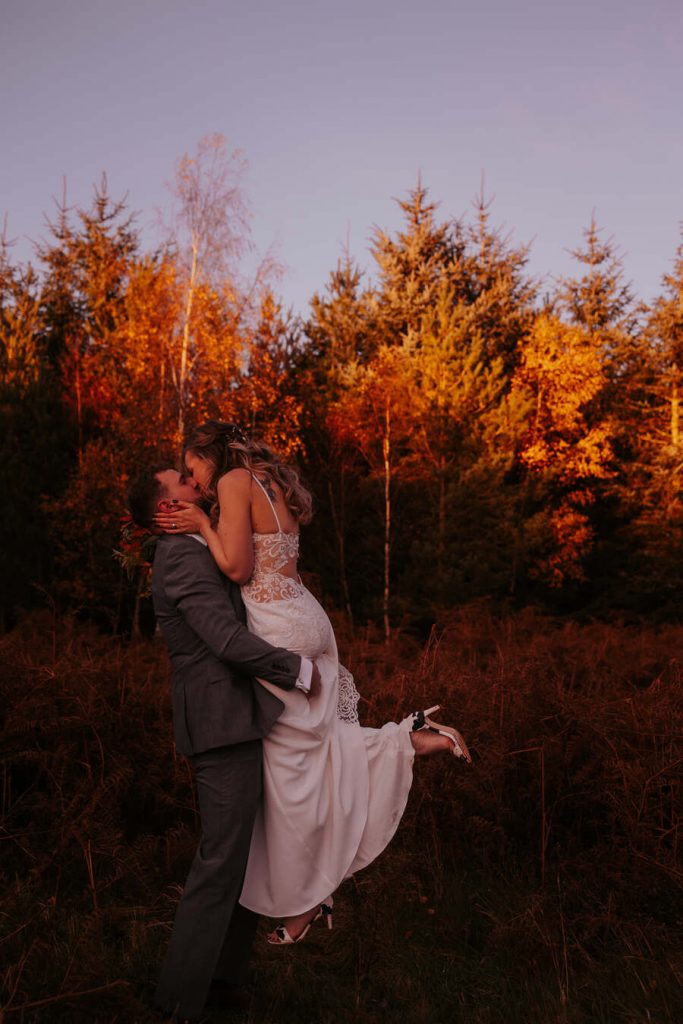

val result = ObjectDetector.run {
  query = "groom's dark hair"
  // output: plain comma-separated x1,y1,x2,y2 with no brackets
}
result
128,464,172,529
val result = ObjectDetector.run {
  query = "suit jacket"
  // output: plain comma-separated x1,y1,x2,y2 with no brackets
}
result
152,534,301,756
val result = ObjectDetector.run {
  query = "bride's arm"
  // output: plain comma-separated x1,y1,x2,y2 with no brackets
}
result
208,469,254,584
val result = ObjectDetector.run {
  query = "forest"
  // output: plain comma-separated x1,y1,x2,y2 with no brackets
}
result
1,135,682,635
1,136,681,1022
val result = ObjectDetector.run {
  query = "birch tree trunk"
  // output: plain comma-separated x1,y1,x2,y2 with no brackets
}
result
672,381,680,448
328,467,353,626
383,402,391,643
438,454,446,581
177,241,198,443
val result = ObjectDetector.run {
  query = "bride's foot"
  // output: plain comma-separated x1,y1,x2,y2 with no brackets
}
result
408,705,472,763
411,728,457,757
267,898,334,945
268,908,318,944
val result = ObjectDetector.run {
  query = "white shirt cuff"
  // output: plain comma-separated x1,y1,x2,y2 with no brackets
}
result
295,657,314,693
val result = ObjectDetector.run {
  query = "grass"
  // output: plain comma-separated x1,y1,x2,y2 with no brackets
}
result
0,605,681,1023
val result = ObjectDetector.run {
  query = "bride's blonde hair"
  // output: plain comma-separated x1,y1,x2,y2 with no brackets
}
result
183,420,313,525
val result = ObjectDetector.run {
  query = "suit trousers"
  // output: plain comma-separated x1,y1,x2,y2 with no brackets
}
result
155,738,263,1019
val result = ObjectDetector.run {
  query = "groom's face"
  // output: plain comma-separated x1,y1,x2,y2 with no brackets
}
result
155,469,201,506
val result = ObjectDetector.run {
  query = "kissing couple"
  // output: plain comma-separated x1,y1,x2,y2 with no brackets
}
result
128,420,471,1023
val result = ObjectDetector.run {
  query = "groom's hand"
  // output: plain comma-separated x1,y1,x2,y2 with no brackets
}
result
308,663,322,700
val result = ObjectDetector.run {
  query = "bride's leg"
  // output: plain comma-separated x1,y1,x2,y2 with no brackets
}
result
274,906,319,941
405,707,472,761
410,730,454,756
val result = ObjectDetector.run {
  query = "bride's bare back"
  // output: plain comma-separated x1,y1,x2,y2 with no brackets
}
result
242,473,303,603
210,468,300,586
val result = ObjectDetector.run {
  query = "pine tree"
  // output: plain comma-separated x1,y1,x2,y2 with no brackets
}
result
558,215,638,374
404,275,526,597
620,234,683,605
0,235,44,394
370,181,455,345
119,253,180,452
236,291,305,457
330,342,419,639
298,258,376,618
648,232,683,467
512,314,614,588
35,182,141,621
451,192,537,373
369,187,535,607
0,234,67,626
305,255,374,377
37,178,137,457
302,185,537,620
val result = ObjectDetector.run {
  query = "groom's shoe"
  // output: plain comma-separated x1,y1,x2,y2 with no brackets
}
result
206,979,253,1012
153,1003,213,1024
164,1019,212,1024
156,1014,212,1024
166,1019,211,1024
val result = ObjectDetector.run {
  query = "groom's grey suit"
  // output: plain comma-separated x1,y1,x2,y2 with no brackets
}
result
152,533,302,1020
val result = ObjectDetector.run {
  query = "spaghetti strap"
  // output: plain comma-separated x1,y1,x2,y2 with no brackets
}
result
251,473,282,532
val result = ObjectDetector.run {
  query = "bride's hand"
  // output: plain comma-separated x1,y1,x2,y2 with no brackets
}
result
154,501,210,535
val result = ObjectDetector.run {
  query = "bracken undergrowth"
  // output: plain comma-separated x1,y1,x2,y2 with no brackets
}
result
0,606,681,1023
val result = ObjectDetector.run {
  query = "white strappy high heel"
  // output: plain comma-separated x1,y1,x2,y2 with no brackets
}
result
266,897,334,945
409,705,472,763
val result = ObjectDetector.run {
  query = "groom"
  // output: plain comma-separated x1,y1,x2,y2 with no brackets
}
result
129,465,319,1023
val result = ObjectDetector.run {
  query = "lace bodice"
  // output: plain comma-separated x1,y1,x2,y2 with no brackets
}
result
242,529,305,603
253,529,299,571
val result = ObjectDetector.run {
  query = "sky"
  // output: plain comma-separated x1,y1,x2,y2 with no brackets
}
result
2,0,682,316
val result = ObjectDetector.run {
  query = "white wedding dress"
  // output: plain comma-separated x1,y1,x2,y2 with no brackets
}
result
238,478,415,917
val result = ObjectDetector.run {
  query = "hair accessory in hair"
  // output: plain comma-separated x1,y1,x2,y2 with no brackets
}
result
199,420,249,446
218,422,249,445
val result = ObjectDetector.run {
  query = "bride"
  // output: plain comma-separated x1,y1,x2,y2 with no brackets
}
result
154,420,471,944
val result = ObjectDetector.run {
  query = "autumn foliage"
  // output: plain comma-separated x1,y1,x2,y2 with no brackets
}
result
1,140,683,631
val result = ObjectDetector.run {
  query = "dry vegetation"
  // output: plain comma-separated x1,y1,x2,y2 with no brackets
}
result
1,607,681,1023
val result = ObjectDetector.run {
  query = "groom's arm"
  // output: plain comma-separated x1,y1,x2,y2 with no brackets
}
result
164,543,302,691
